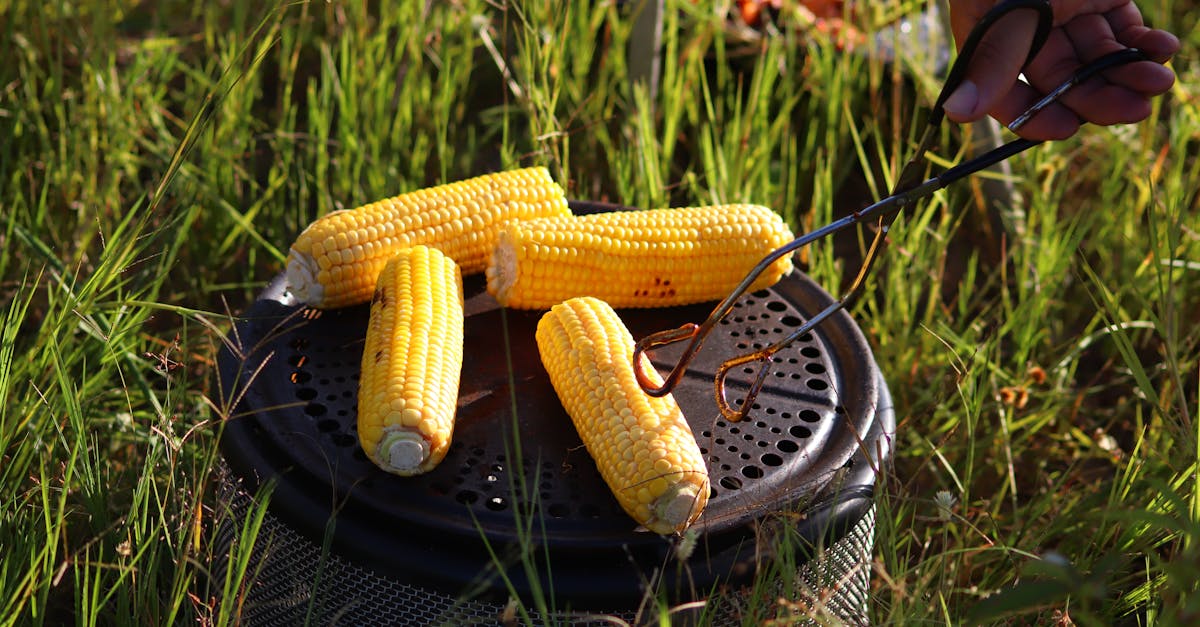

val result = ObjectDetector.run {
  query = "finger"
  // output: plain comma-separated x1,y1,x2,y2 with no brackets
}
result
1104,3,1180,62
1119,27,1182,65
943,8,1039,123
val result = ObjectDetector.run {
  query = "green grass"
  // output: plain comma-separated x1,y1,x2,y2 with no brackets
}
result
1,0,1197,624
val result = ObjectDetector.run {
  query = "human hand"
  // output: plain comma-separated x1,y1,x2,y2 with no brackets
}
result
944,0,1179,140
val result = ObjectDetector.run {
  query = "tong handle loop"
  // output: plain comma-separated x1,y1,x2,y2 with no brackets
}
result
633,323,699,397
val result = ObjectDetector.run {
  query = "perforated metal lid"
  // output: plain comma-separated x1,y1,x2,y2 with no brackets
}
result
217,203,893,607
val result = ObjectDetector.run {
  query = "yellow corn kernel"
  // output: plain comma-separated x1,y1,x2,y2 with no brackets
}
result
287,167,569,308
357,245,464,476
535,296,709,534
486,204,794,309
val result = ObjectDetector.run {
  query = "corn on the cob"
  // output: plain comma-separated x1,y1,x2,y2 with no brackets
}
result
287,167,570,309
357,245,464,476
536,296,709,534
486,204,794,309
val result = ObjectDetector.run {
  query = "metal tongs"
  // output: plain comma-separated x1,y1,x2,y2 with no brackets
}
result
633,0,1148,421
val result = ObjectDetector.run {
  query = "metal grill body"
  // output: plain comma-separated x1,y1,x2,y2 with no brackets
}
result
211,230,894,625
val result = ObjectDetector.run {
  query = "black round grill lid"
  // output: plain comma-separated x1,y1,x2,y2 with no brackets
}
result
217,202,893,607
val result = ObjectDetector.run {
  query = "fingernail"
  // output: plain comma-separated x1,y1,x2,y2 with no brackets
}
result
943,79,978,119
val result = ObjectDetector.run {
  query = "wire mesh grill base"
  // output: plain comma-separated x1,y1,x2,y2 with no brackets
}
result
210,462,874,626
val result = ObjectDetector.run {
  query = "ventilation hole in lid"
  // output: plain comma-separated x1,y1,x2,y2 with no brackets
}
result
720,464,732,471
486,497,507,511
800,346,820,358
770,427,781,434
742,466,763,479
766,301,787,312
715,437,726,445
762,453,783,466
720,477,743,490
733,316,744,323
755,421,767,428
289,338,309,350
777,439,799,453
325,394,338,402
337,409,348,417
316,419,339,433
752,289,771,298
727,446,739,453
799,409,821,422
780,315,803,327
789,425,812,439
806,363,827,374
291,371,312,384
579,503,601,518
456,490,479,505
740,453,751,460
807,379,829,391
304,403,327,417
548,503,569,518
296,387,318,400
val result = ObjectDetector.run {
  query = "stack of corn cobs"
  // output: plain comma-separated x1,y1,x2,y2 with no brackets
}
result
285,167,796,536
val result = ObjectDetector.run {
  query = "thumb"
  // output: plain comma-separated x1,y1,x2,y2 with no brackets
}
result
943,7,1039,122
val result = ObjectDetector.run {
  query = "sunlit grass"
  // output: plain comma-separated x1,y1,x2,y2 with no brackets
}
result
1,0,1196,624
